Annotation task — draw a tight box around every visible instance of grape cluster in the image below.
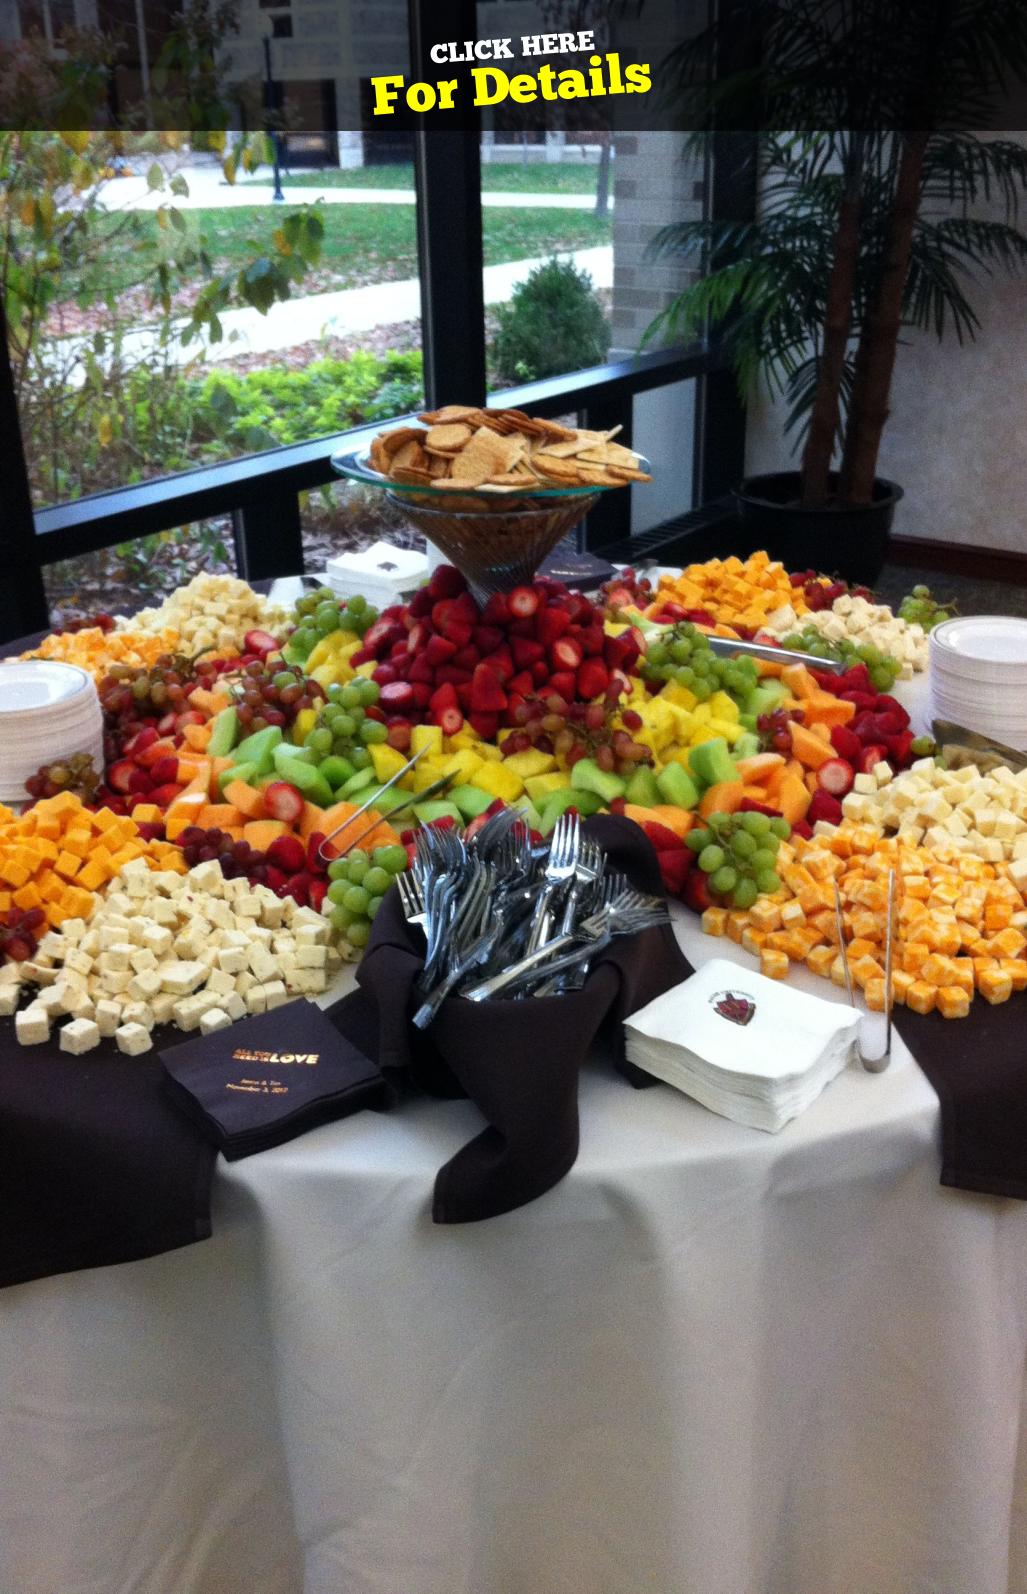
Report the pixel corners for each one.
[326,844,408,952]
[24,752,101,803]
[0,905,47,964]
[598,567,654,616]
[642,623,760,704]
[505,693,651,776]
[287,587,380,663]
[179,827,267,879]
[898,584,956,634]
[234,660,325,731]
[778,626,900,691]
[685,810,790,909]
[53,611,115,635]
[756,708,804,754]
[99,652,221,721]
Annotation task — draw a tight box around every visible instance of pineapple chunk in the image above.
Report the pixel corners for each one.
[438,748,484,782]
[410,725,444,758]
[369,744,410,785]
[469,763,525,803]
[503,749,557,779]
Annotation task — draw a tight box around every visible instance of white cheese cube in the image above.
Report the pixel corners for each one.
[235,894,263,920]
[171,995,205,1032]
[100,943,132,972]
[160,960,207,995]
[94,999,121,1037]
[115,1022,152,1056]
[244,985,267,1015]
[63,947,93,976]
[204,967,236,997]
[128,968,163,1003]
[100,970,132,995]
[121,1000,154,1031]
[59,917,87,942]
[853,773,877,795]
[224,992,247,1021]
[23,961,57,987]
[16,1005,50,1045]
[199,1006,232,1036]
[0,985,20,1017]
[57,983,93,1018]
[291,969,325,995]
[259,898,285,929]
[37,931,65,960]
[261,979,289,1010]
[873,761,893,787]
[59,1017,100,1055]
[296,944,327,969]
[142,924,174,958]
[129,946,158,973]
[247,944,278,983]
[216,945,247,975]
[295,921,330,947]
[149,992,177,1027]
[187,860,224,893]
[149,897,179,926]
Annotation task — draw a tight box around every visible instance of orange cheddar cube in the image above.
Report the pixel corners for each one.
[741,928,766,957]
[760,948,789,981]
[947,958,975,998]
[76,859,108,892]
[906,980,937,1015]
[864,977,887,1012]
[806,945,836,978]
[725,912,748,945]
[990,926,1027,959]
[891,969,915,1005]
[701,907,728,937]
[0,858,31,889]
[11,883,43,911]
[53,850,81,880]
[937,985,971,1020]
[999,959,1027,992]
[748,900,782,933]
[978,967,1012,1005]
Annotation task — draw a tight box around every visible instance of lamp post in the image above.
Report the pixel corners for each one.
[262,32,285,203]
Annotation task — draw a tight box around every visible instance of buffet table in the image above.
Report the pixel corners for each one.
[2,615,1027,1594]
[2,898,1026,1594]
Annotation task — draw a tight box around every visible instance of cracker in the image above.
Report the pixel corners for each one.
[418,404,480,425]
[381,426,424,457]
[425,422,473,453]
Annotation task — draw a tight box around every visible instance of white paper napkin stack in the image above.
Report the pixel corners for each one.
[624,959,860,1132]
[325,541,428,607]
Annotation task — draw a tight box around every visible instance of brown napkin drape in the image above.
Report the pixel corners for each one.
[335,815,692,1223]
[894,1003,1027,1199]
[0,1030,215,1289]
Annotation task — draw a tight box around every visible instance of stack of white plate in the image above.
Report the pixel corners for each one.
[0,661,104,806]
[930,615,1027,749]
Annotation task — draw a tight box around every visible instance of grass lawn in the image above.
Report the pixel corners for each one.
[240,162,601,196]
[57,202,611,304]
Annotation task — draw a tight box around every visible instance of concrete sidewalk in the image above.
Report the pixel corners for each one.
[56,245,614,375]
[96,163,606,213]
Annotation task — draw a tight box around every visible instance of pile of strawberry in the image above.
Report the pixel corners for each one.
[803,663,919,827]
[350,566,643,742]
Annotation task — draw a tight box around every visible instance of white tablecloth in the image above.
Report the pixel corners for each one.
[4,670,1027,1594]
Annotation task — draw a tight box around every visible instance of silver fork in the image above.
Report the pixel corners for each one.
[535,838,604,996]
[396,871,426,928]
[525,812,581,953]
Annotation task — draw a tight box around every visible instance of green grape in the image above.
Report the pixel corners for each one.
[330,903,356,931]
[870,663,894,691]
[350,747,372,771]
[356,679,380,706]
[347,593,367,616]
[305,727,333,756]
[741,811,772,837]
[332,713,356,740]
[732,877,759,910]
[693,679,712,702]
[360,719,388,745]
[314,586,334,602]
[731,830,757,859]
[316,608,339,636]
[326,682,343,702]
[769,817,791,840]
[272,671,295,691]
[374,844,410,874]
[366,896,382,920]
[698,844,725,873]
[346,851,369,881]
[339,684,361,708]
[711,865,738,895]
[363,866,390,896]
[686,829,712,853]
[296,595,317,616]
[752,848,777,873]
[327,859,350,881]
[327,880,350,906]
[343,885,370,915]
[756,869,781,895]
[647,642,668,666]
[346,920,371,949]
[670,639,692,664]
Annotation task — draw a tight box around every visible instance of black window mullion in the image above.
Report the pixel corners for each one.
[0,298,50,638]
[409,0,487,408]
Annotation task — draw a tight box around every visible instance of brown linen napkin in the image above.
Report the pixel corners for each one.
[894,1002,1027,1199]
[333,815,693,1224]
[0,1029,215,1289]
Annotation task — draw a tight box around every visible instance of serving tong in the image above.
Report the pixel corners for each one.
[833,868,897,1072]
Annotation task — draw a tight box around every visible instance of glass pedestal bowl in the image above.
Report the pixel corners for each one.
[332,447,642,602]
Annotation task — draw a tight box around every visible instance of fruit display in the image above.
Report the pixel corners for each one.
[369,407,651,491]
[122,573,289,657]
[641,620,764,705]
[24,753,102,804]
[762,593,928,676]
[19,625,182,681]
[598,567,655,618]
[898,584,957,633]
[700,819,1027,1018]
[686,810,790,908]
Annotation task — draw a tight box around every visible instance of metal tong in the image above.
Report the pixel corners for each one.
[833,869,896,1071]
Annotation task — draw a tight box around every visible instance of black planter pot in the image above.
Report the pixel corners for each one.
[734,472,904,588]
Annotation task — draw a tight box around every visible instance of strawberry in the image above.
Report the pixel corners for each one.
[790,819,814,840]
[307,879,328,913]
[456,682,474,712]
[462,811,492,845]
[429,681,459,714]
[829,724,862,763]
[365,706,386,724]
[148,755,180,788]
[874,694,910,728]
[469,711,499,740]
[106,759,137,795]
[243,628,279,657]
[551,636,583,672]
[872,711,905,738]
[173,710,205,732]
[643,821,688,853]
[372,663,398,687]
[285,874,310,907]
[537,605,571,646]
[482,645,514,682]
[451,644,481,671]
[473,624,504,655]
[380,605,406,622]
[507,586,540,619]
[859,744,888,775]
[806,789,844,826]
[264,782,305,824]
[511,636,545,669]
[410,683,432,709]
[433,705,464,737]
[407,587,435,618]
[470,664,508,713]
[379,680,415,713]
[347,648,374,668]
[405,621,431,654]
[885,729,915,767]
[306,833,329,874]
[531,660,550,685]
[407,653,435,684]
[817,757,854,796]
[267,834,306,874]
[566,593,594,625]
[387,722,412,752]
[148,783,184,808]
[657,850,692,897]
[577,658,610,700]
[739,798,780,817]
[123,726,159,757]
[425,634,457,667]
[508,670,534,697]
[580,625,605,656]
[548,671,576,701]
[363,617,402,657]
[427,564,467,598]
[434,665,472,686]
[682,870,711,914]
[479,591,511,626]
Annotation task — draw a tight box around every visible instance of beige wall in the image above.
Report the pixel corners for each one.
[745,140,1027,554]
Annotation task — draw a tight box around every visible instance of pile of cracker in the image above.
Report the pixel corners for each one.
[367,405,652,492]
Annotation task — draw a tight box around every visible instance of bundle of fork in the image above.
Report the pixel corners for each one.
[397,810,669,1027]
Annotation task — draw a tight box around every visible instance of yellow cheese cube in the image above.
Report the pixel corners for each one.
[760,949,789,981]
[999,958,1027,992]
[748,899,782,933]
[864,977,887,1012]
[701,907,728,937]
[891,969,915,1005]
[906,980,937,1015]
[978,967,1012,1005]
[937,985,971,1019]
[741,928,766,956]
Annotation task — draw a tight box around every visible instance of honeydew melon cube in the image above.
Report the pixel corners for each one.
[525,773,572,803]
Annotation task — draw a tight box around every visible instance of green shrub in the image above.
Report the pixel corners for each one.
[490,257,609,383]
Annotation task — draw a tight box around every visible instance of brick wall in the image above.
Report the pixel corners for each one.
[609,132,704,358]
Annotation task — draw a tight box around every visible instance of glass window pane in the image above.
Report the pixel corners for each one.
[42,516,236,626]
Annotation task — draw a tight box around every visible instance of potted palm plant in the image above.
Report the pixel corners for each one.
[647,3,1027,584]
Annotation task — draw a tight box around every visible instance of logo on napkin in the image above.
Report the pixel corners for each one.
[159,1000,387,1160]
[711,989,756,1026]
